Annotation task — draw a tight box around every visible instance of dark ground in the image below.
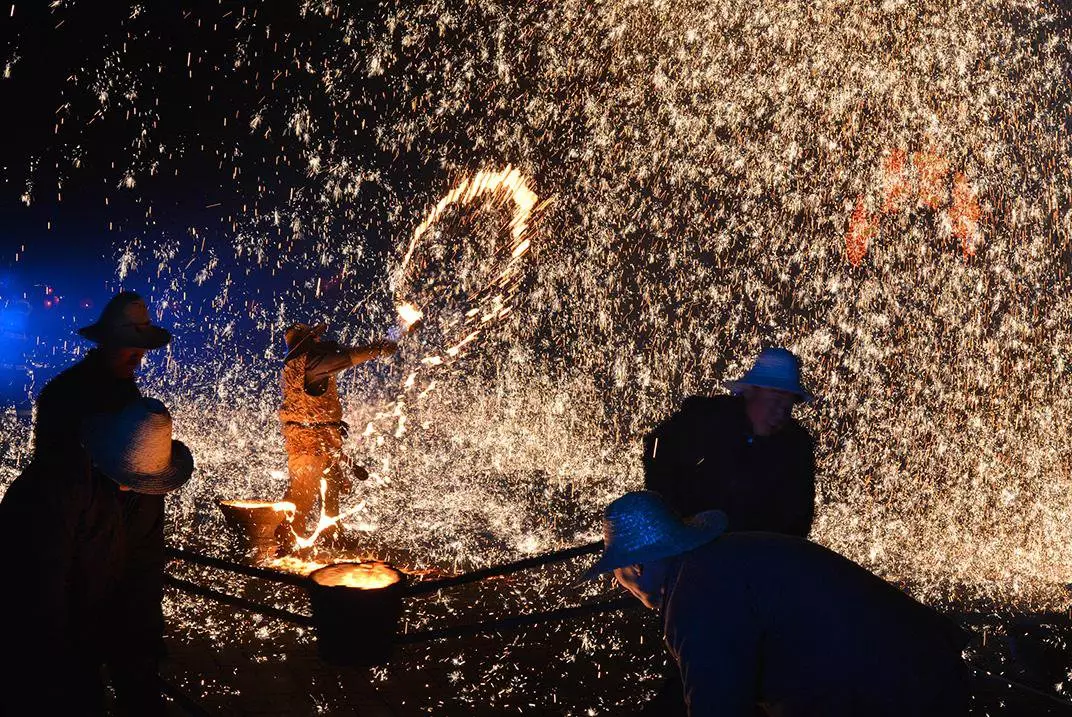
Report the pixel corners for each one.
[154,533,1072,717]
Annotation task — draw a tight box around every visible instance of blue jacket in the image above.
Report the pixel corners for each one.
[662,533,969,716]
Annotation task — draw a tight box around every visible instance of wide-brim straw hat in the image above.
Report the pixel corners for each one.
[284,322,327,361]
[725,347,813,403]
[82,398,194,495]
[78,291,171,350]
[583,491,727,580]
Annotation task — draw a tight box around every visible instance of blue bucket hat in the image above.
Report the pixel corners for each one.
[583,491,727,580]
[725,347,813,403]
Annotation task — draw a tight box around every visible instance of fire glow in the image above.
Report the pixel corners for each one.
[311,561,403,590]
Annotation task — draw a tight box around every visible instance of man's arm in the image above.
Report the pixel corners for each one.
[643,399,712,517]
[304,340,397,388]
[781,432,816,538]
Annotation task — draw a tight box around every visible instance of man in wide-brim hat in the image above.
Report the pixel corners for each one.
[586,491,970,716]
[643,347,816,535]
[0,397,194,716]
[277,320,397,538]
[32,291,172,464]
[641,347,817,715]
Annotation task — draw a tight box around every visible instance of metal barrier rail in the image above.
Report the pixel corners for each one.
[165,546,308,587]
[403,540,602,596]
[165,539,604,596]
[164,574,313,627]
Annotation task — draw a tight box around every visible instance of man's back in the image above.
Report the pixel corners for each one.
[33,350,141,463]
[663,533,969,716]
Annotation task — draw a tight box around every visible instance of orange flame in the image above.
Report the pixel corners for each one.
[312,561,402,589]
[398,302,424,330]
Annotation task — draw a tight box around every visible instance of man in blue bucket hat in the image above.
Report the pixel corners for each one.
[586,491,970,716]
[644,347,815,536]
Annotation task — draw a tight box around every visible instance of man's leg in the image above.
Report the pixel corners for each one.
[284,452,328,532]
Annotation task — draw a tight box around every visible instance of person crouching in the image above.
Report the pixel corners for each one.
[585,491,970,716]
[0,398,194,716]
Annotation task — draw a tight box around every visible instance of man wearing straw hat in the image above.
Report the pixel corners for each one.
[278,321,396,537]
[644,347,815,536]
[0,398,193,716]
[587,491,970,716]
[32,291,171,464]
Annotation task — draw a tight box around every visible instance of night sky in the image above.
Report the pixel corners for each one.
[0,2,421,392]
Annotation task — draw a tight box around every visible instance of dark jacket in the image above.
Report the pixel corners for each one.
[644,395,814,536]
[662,533,970,716]
[0,459,165,715]
[32,349,141,464]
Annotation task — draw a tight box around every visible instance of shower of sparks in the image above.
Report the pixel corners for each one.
[3,0,1072,713]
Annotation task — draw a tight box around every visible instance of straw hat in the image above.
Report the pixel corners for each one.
[77,292,171,350]
[725,347,813,403]
[284,322,327,361]
[82,398,194,495]
[584,491,727,579]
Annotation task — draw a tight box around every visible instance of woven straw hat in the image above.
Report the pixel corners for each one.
[78,292,171,350]
[284,322,327,361]
[583,491,727,580]
[725,347,813,403]
[82,398,194,495]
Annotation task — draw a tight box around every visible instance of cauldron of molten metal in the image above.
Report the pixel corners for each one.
[307,561,408,665]
[218,499,295,560]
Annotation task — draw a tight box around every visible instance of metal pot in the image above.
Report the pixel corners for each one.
[218,499,295,560]
[306,561,408,665]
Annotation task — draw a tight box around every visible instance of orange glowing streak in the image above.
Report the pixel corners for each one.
[881,148,911,214]
[398,165,538,275]
[913,148,950,209]
[845,196,876,267]
[221,499,296,513]
[291,479,367,550]
[312,561,402,589]
[395,167,539,345]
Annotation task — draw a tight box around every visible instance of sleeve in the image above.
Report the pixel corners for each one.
[304,342,389,387]
[782,433,816,538]
[32,383,72,459]
[303,344,359,386]
[664,566,761,717]
[643,405,703,517]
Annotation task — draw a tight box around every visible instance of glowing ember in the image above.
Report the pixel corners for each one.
[220,500,296,514]
[397,302,424,330]
[312,561,402,590]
